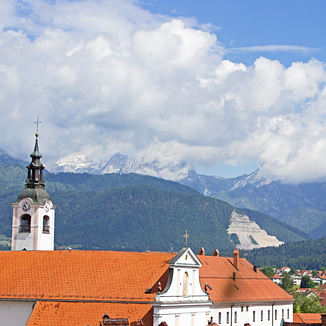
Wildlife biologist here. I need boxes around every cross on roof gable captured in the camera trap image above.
[169,247,201,268]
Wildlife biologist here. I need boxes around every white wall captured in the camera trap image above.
[0,301,35,326]
[210,302,293,326]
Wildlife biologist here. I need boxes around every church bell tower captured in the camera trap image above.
[11,130,56,251]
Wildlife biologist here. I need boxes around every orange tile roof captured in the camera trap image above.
[26,301,153,326]
[198,256,294,303]
[0,250,175,302]
[293,313,322,323]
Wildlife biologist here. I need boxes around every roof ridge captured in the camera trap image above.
[55,250,176,254]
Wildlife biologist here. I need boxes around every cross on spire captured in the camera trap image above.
[183,229,189,247]
[34,116,41,136]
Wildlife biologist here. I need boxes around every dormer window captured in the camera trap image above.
[19,214,31,232]
[43,216,50,233]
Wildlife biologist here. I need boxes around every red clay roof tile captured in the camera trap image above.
[26,301,153,326]
[0,250,174,302]
[198,256,293,303]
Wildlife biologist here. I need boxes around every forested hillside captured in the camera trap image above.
[0,163,309,253]
[245,236,326,269]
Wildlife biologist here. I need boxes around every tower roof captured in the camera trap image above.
[13,132,51,205]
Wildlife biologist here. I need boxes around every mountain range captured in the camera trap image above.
[2,150,326,239]
[0,161,309,253]
[48,152,326,238]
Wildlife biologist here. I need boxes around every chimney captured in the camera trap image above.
[233,249,239,270]
[213,249,219,257]
[253,265,258,273]
[199,247,205,256]
[321,314,326,326]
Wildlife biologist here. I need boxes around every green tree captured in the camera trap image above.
[312,270,318,277]
[282,272,294,291]
[301,276,316,289]
[260,266,275,278]
[290,267,296,275]
[293,291,326,313]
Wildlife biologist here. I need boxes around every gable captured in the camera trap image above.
[168,247,201,268]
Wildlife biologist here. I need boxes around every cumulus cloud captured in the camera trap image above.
[1,0,326,183]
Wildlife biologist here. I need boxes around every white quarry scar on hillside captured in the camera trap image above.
[227,211,283,250]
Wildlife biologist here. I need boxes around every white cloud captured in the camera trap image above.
[1,0,326,183]
[228,45,318,54]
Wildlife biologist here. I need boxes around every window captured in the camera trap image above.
[253,311,255,322]
[183,272,188,297]
[275,310,277,320]
[261,310,263,321]
[43,216,50,233]
[268,310,270,321]
[287,309,289,319]
[246,306,249,312]
[218,312,221,324]
[234,311,237,323]
[282,309,284,319]
[19,214,31,232]
[241,306,243,312]
[227,312,229,324]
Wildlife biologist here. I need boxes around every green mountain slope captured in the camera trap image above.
[245,236,326,269]
[52,185,238,252]
[280,206,326,236]
[240,208,311,243]
[44,171,199,194]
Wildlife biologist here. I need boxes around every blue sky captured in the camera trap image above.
[144,0,325,66]
[1,0,326,181]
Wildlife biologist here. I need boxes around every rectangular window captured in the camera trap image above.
[287,309,289,319]
[282,309,284,319]
[241,306,243,312]
[235,311,237,323]
[253,311,255,322]
[268,310,270,321]
[275,310,277,320]
[246,306,249,312]
[218,312,221,324]
[227,312,229,324]
[261,310,263,321]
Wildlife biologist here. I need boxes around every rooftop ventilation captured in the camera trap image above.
[199,247,205,255]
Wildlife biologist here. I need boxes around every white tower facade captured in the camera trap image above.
[11,132,56,251]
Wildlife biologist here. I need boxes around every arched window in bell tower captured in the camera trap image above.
[19,214,31,232]
[43,216,50,233]
[183,272,188,297]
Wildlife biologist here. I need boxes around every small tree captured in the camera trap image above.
[261,266,274,278]
[301,276,316,289]
[282,272,294,291]
[290,267,296,275]
[312,270,318,277]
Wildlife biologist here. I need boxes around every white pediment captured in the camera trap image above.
[169,247,202,268]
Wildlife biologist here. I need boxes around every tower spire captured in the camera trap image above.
[26,118,45,189]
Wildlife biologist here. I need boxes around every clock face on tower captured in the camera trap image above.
[44,200,52,213]
[22,201,31,212]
